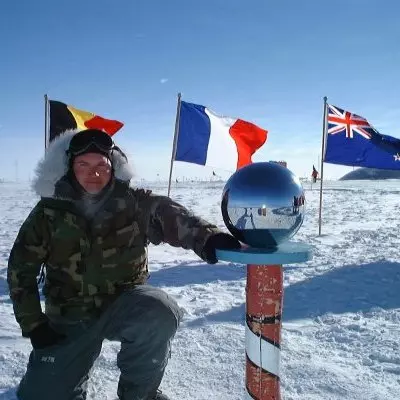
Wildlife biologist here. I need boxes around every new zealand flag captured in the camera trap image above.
[324,104,400,170]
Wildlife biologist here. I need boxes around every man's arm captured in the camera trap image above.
[136,190,221,259]
[7,202,50,336]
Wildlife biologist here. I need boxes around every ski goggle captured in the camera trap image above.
[68,129,114,156]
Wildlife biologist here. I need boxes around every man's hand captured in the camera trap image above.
[202,232,241,264]
[29,321,66,349]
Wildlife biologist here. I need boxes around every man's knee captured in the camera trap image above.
[151,292,182,337]
[122,286,183,339]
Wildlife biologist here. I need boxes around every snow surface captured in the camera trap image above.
[0,180,400,400]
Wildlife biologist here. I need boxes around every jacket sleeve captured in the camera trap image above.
[7,202,50,336]
[137,190,221,260]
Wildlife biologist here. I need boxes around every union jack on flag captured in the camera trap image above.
[324,103,400,170]
[327,105,374,139]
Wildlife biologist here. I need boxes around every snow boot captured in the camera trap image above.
[150,389,170,400]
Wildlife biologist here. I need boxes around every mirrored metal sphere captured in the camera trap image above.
[221,162,305,248]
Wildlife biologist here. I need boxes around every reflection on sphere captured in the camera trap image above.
[221,162,305,248]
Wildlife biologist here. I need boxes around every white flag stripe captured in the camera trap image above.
[204,107,238,171]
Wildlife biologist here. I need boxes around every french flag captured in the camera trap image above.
[175,101,268,171]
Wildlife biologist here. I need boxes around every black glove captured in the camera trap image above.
[202,232,241,264]
[28,321,66,350]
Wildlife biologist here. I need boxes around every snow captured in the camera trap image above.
[1,179,400,399]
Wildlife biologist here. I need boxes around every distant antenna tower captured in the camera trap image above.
[15,160,19,182]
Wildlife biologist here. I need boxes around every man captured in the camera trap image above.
[7,129,241,400]
[311,165,318,183]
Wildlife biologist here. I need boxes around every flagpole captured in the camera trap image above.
[318,96,328,236]
[44,94,49,150]
[167,92,182,197]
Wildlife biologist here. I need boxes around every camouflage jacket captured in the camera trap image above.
[7,131,220,336]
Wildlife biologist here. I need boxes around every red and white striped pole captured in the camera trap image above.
[216,243,311,400]
[245,264,283,399]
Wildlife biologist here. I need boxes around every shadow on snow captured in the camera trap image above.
[177,260,400,326]
[148,262,245,287]
[284,260,400,320]
[0,388,17,400]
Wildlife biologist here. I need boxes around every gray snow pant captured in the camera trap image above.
[17,285,183,400]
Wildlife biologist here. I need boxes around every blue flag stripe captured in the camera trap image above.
[175,101,211,166]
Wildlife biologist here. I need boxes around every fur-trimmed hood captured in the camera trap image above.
[32,129,134,198]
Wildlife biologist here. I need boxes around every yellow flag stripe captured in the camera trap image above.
[67,105,95,130]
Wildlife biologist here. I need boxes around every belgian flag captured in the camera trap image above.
[49,100,124,142]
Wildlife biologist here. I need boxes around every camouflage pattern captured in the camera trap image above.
[7,180,220,336]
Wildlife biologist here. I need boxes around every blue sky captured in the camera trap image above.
[1,0,399,181]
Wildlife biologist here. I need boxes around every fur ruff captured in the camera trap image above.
[32,129,134,198]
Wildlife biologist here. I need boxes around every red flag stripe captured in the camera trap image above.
[229,119,268,170]
[84,115,124,136]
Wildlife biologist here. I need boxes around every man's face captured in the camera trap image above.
[72,153,112,194]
